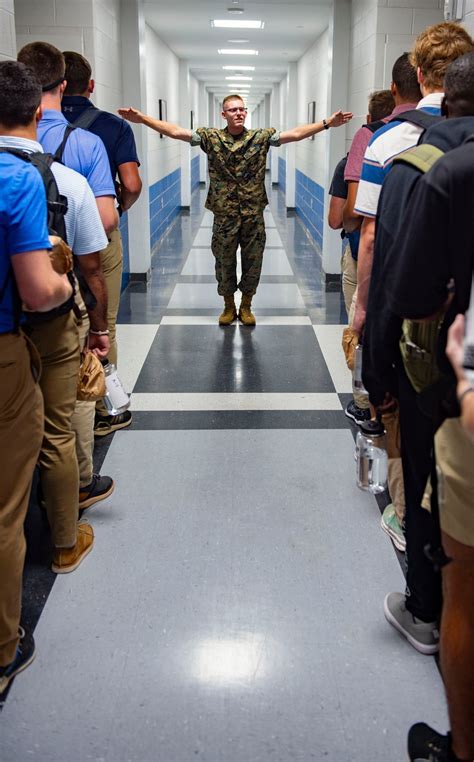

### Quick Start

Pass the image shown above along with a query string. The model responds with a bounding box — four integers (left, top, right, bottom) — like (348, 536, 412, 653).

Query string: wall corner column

(322, 0, 350, 277)
(120, 0, 151, 278)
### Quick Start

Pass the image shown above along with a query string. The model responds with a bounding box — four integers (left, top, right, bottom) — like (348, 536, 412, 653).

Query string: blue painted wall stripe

(278, 157, 286, 193)
(120, 212, 129, 291)
(149, 168, 182, 254)
(191, 155, 200, 192)
(295, 169, 324, 251)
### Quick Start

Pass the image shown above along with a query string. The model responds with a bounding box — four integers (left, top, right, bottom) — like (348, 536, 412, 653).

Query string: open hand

(329, 110, 353, 127)
(118, 107, 144, 124)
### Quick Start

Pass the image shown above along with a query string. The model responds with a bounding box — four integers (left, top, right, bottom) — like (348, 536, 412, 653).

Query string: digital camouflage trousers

(211, 213, 266, 296)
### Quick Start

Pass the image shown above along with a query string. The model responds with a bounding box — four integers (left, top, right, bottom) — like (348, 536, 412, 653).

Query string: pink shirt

(344, 103, 418, 183)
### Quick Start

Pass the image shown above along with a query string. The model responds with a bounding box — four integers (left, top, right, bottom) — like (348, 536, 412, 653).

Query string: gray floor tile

(0, 430, 447, 762)
(182, 248, 293, 277)
(167, 283, 305, 310)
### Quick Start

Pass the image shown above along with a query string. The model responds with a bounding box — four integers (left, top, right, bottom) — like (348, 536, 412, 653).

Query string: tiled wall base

(149, 169, 181, 254)
(295, 169, 324, 251)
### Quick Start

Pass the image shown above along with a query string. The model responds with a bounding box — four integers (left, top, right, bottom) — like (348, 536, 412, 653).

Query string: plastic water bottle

(102, 361, 130, 415)
(356, 418, 388, 494)
(352, 344, 368, 395)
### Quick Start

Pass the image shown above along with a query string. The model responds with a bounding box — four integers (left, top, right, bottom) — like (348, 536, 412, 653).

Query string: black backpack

(0, 148, 75, 328)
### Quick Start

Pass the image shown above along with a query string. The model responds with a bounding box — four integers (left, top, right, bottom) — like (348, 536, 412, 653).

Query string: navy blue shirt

(61, 96, 140, 181)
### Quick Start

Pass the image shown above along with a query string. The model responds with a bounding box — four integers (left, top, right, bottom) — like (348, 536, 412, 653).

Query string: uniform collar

(224, 126, 247, 142)
(0, 136, 44, 154)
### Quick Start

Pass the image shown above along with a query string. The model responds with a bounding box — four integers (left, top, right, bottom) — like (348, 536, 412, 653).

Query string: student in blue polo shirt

(17, 42, 118, 237)
(0, 60, 73, 695)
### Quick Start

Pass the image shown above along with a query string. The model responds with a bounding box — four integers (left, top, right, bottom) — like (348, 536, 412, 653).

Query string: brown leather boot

(52, 523, 94, 574)
(218, 295, 237, 325)
(238, 294, 256, 325)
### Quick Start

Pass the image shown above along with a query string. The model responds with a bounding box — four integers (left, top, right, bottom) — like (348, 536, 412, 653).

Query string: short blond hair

(410, 22, 474, 90)
(222, 93, 245, 109)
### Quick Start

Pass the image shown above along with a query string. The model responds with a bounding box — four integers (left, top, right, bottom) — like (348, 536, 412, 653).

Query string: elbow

(104, 210, 119, 236)
(328, 216, 341, 230)
(126, 177, 142, 197)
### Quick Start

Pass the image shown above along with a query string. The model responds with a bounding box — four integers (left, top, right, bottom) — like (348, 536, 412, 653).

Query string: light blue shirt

(38, 109, 115, 198)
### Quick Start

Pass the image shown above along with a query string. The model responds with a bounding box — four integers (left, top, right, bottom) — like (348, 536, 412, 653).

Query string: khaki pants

(71, 294, 95, 488)
(383, 408, 406, 525)
(436, 417, 474, 547)
(0, 333, 43, 665)
(96, 228, 122, 416)
(27, 312, 80, 548)
(341, 244, 357, 318)
(348, 286, 369, 410)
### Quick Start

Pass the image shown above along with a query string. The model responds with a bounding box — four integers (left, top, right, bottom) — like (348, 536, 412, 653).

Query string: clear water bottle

(352, 344, 368, 394)
(356, 417, 388, 494)
(102, 360, 130, 415)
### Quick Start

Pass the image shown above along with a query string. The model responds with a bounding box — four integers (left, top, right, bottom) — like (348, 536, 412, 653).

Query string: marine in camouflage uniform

(190, 127, 280, 297)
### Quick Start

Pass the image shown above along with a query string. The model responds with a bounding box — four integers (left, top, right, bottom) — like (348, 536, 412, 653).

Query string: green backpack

(392, 144, 447, 393)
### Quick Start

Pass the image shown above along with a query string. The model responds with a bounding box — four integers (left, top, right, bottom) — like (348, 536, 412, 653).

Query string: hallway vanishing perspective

(0, 185, 447, 761)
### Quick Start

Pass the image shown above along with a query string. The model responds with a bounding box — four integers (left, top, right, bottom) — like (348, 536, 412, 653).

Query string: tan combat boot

(218, 294, 237, 325)
(238, 294, 256, 325)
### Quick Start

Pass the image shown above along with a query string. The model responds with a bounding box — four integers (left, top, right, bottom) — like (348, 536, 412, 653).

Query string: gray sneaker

(383, 592, 439, 655)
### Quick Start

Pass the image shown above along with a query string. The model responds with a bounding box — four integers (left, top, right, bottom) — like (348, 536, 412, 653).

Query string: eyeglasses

(224, 107, 248, 114)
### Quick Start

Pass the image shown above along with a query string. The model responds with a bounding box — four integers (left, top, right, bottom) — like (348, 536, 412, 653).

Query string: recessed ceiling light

(222, 65, 255, 71)
(225, 75, 253, 80)
(211, 19, 264, 28)
(218, 49, 258, 55)
(227, 39, 250, 43)
(227, 7, 245, 13)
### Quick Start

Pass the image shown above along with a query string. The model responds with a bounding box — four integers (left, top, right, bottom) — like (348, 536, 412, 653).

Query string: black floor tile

(133, 325, 335, 393)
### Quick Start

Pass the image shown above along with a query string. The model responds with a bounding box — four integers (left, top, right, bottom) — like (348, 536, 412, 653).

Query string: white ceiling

(144, 0, 331, 107)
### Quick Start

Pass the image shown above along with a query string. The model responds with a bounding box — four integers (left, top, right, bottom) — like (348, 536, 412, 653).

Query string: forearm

(141, 114, 190, 141)
(355, 218, 375, 316)
(343, 184, 362, 233)
(457, 380, 474, 438)
(78, 263, 108, 331)
(120, 187, 141, 211)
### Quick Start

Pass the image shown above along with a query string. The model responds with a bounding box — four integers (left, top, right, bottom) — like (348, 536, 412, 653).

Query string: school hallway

(0, 183, 447, 761)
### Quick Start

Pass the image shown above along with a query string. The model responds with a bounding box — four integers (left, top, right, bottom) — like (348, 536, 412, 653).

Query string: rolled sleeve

(269, 130, 281, 147)
(190, 131, 202, 147)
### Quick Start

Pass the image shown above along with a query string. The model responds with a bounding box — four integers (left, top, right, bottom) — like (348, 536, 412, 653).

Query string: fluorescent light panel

(225, 75, 252, 80)
(218, 49, 258, 55)
(211, 20, 264, 29)
(222, 65, 255, 71)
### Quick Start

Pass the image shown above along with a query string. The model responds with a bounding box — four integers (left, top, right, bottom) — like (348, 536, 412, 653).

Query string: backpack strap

(392, 109, 442, 132)
(52, 124, 75, 164)
(363, 119, 386, 135)
(70, 105, 102, 131)
(393, 143, 445, 174)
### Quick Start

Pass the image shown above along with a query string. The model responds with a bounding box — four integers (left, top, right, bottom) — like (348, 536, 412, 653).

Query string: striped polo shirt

(354, 93, 443, 218)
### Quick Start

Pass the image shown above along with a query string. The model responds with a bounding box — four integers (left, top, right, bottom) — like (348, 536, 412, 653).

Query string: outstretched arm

(279, 110, 352, 145)
(118, 107, 192, 143)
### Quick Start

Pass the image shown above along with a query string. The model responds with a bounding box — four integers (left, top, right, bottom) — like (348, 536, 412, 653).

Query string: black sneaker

(79, 474, 114, 511)
(344, 399, 371, 426)
(94, 410, 132, 437)
(0, 627, 36, 695)
(408, 723, 453, 761)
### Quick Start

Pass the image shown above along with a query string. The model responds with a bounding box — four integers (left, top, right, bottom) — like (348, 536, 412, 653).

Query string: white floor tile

(312, 325, 353, 393)
(115, 324, 160, 392)
(130, 392, 342, 411)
